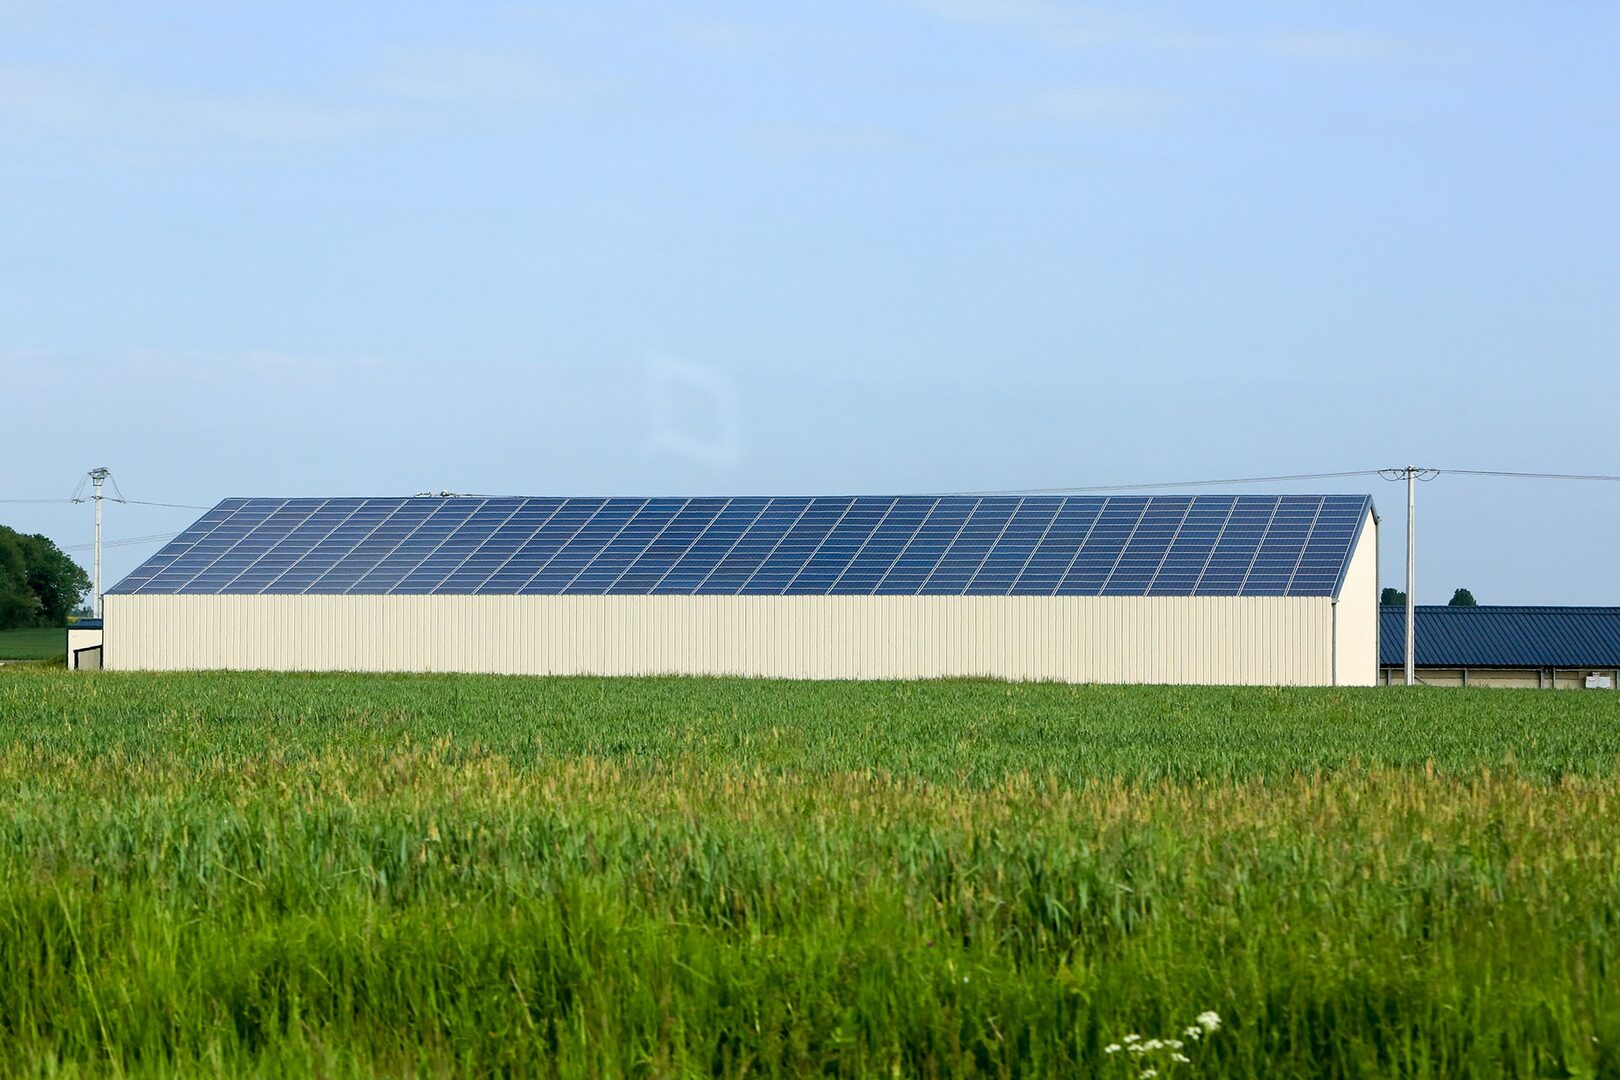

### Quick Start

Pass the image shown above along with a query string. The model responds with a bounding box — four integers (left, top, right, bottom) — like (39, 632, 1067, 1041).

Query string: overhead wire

(7, 465, 1620, 522)
(114, 498, 215, 510)
(3, 497, 209, 508)
(63, 532, 182, 552)
(923, 469, 1388, 497)
(1433, 468, 1620, 483)
(941, 466, 1620, 499)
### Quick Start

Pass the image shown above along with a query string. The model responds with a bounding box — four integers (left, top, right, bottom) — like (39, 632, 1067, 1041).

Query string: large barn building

(103, 493, 1380, 686)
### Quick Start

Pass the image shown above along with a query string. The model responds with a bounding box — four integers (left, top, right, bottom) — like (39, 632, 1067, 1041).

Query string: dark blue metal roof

(107, 493, 1373, 598)
(1379, 607, 1620, 668)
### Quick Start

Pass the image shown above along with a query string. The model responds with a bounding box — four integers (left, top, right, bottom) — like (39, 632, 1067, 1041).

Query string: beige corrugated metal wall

(104, 593, 1344, 684)
(1331, 508, 1380, 686)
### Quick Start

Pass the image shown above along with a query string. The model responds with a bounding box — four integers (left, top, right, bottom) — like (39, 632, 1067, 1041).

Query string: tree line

(0, 525, 91, 629)
(1381, 587, 1477, 607)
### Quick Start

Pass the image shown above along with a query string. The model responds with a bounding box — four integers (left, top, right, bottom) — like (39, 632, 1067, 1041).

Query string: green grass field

(0, 626, 65, 660)
(2, 669, 1618, 1077)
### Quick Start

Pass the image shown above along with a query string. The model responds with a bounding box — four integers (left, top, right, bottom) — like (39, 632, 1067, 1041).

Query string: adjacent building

(102, 493, 1380, 686)
(66, 618, 103, 670)
(1379, 606, 1620, 689)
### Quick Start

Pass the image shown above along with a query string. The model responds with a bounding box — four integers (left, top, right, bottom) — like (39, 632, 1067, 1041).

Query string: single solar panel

(109, 494, 1374, 598)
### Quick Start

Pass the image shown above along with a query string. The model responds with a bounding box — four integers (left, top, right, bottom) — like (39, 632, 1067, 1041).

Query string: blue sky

(3, 2, 1617, 602)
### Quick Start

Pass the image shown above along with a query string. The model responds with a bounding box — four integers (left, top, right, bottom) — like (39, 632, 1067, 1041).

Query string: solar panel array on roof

(108, 494, 1372, 598)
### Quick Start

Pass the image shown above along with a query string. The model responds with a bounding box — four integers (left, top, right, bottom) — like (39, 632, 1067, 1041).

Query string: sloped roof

(109, 493, 1372, 598)
(1379, 606, 1620, 668)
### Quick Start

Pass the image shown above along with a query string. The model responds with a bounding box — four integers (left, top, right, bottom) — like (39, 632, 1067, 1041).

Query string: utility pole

(89, 467, 109, 619)
(1379, 465, 1438, 686)
(1399, 463, 1412, 683)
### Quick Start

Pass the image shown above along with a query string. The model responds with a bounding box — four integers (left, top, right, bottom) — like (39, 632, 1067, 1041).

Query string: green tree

(0, 530, 37, 629)
(1381, 587, 1407, 607)
(0, 526, 90, 629)
(1448, 588, 1478, 607)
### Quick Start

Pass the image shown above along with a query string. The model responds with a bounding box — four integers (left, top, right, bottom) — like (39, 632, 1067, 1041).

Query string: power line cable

(11, 466, 1620, 512)
(924, 469, 1388, 497)
(1433, 468, 1620, 482)
(4, 496, 208, 508)
(63, 532, 181, 552)
(114, 498, 215, 510)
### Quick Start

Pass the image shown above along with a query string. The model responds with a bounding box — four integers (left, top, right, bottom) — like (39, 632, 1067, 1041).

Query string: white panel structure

(1331, 507, 1380, 686)
(102, 493, 1380, 686)
(104, 593, 1358, 685)
(66, 624, 103, 671)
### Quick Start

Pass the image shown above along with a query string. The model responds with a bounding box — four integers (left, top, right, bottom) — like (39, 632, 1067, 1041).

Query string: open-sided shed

(1380, 606, 1620, 689)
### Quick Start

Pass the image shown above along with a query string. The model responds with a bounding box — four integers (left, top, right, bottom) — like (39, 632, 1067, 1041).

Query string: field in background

(2, 669, 1618, 1077)
(0, 627, 63, 661)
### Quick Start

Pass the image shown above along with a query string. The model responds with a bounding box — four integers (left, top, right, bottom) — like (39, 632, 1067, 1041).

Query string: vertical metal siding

(1331, 508, 1380, 686)
(104, 593, 1340, 685)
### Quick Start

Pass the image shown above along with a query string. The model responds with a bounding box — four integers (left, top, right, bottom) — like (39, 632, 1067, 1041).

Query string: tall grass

(2, 668, 1618, 1077)
(5, 669, 1620, 782)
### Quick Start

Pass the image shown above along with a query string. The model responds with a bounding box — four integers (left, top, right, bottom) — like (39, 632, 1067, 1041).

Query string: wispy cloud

(0, 346, 392, 378)
(904, 0, 1126, 47)
(0, 44, 594, 159)
(0, 65, 386, 145)
(671, 20, 772, 57)
(128, 348, 392, 376)
(907, 0, 1434, 65)
(973, 86, 1181, 127)
(750, 124, 906, 157)
(1256, 32, 1416, 64)
(363, 45, 588, 117)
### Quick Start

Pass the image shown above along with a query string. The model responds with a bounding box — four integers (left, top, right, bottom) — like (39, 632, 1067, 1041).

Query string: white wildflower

(1124, 1034, 1141, 1043)
(1105, 1044, 1121, 1054)
(1167, 1039, 1183, 1049)
(1173, 1053, 1191, 1063)
(1197, 1011, 1222, 1032)
(1140, 1071, 1158, 1079)
(1184, 1026, 1202, 1039)
(1144, 1039, 1163, 1050)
